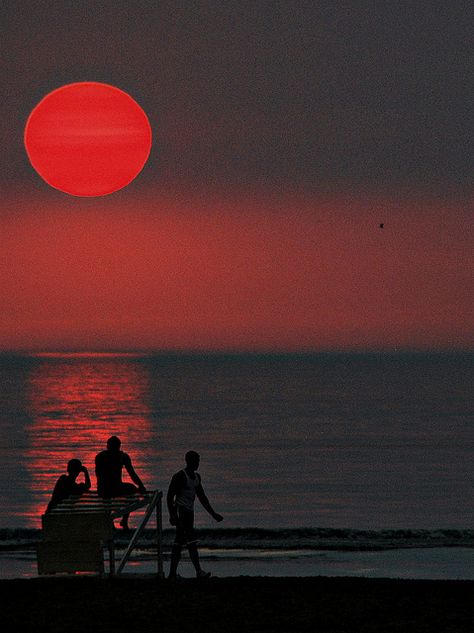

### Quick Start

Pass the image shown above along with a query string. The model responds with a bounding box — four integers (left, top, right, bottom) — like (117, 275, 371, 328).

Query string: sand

(2, 575, 473, 632)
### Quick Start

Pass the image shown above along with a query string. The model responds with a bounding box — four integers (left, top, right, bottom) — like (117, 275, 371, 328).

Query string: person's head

(185, 450, 200, 471)
(67, 458, 82, 477)
(107, 435, 121, 451)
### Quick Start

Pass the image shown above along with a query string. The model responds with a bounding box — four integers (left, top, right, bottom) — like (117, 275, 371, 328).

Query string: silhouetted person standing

(95, 435, 146, 530)
(167, 450, 223, 579)
(46, 458, 91, 513)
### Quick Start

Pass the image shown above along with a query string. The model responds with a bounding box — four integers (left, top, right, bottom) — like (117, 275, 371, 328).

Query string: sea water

(0, 352, 473, 578)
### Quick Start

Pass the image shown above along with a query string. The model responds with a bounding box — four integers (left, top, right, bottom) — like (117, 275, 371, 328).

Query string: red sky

(1, 4, 472, 352)
(1, 187, 472, 352)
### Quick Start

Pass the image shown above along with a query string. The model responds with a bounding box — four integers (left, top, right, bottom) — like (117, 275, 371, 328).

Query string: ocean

(0, 352, 473, 578)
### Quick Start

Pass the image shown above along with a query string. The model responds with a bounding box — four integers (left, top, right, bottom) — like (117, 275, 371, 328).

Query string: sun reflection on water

(25, 356, 155, 526)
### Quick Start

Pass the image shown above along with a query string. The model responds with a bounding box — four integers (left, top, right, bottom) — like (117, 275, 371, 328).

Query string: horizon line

(0, 348, 473, 358)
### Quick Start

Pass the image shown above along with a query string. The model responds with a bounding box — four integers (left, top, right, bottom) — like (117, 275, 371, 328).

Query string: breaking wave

(1, 527, 474, 552)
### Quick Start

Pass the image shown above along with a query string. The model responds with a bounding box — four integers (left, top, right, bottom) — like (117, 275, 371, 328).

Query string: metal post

(108, 540, 115, 576)
(117, 491, 160, 575)
(156, 492, 163, 578)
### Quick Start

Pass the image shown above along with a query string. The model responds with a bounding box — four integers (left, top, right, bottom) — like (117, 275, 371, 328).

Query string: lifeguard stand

(37, 490, 163, 576)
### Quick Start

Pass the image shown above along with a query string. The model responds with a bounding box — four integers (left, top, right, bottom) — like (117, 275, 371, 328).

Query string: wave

(1, 527, 474, 552)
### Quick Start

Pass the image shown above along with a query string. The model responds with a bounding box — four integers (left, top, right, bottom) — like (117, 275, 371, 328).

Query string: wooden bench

(37, 490, 163, 576)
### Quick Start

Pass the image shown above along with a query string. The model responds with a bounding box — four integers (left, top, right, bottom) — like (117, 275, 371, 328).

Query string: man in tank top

(167, 450, 223, 579)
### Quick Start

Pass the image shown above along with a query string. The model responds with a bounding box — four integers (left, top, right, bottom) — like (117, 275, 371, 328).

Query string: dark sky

(1, 1, 473, 351)
(2, 0, 473, 193)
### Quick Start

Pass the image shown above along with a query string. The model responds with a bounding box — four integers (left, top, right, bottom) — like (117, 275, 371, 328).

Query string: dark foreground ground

(2, 576, 473, 633)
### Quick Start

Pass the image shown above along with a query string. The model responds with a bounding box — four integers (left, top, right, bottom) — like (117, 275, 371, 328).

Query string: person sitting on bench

(95, 435, 147, 530)
(45, 458, 91, 513)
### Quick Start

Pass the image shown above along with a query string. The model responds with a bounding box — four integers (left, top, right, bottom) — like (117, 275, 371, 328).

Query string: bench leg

(108, 540, 115, 576)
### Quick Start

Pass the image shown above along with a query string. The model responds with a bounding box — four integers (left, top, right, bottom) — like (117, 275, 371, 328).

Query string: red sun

(24, 82, 152, 197)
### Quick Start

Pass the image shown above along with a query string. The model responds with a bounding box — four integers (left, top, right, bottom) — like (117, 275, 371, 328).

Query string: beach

(3, 575, 473, 632)
(3, 544, 474, 582)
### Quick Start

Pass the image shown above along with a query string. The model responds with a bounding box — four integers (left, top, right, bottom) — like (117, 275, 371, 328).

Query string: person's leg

(168, 544, 182, 579)
(187, 541, 202, 574)
(98, 490, 128, 529)
(117, 484, 139, 529)
(187, 544, 210, 577)
(169, 511, 186, 579)
(182, 509, 210, 578)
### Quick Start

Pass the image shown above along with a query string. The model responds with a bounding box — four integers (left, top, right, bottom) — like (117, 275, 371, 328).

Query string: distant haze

(1, 190, 472, 351)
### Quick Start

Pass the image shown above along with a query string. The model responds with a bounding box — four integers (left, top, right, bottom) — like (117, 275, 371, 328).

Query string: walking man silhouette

(167, 450, 223, 579)
(95, 435, 147, 530)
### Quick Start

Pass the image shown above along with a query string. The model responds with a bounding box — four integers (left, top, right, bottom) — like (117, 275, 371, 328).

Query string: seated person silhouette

(167, 450, 223, 579)
(46, 458, 91, 513)
(95, 435, 146, 530)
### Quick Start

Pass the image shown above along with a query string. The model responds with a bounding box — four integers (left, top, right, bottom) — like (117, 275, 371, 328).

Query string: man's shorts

(174, 506, 198, 546)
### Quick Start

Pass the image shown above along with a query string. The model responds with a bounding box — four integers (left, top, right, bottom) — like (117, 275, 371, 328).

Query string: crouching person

(46, 458, 91, 513)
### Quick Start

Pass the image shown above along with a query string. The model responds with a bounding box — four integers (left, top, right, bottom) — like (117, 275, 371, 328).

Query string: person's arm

(196, 478, 223, 522)
(81, 465, 91, 491)
(166, 472, 184, 525)
(124, 454, 146, 492)
(95, 454, 102, 483)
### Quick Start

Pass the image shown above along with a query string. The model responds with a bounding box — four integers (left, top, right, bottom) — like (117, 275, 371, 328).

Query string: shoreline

(2, 544, 474, 581)
(3, 576, 473, 632)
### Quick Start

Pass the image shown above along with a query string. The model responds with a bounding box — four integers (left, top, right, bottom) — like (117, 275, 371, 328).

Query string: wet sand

(2, 575, 473, 632)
